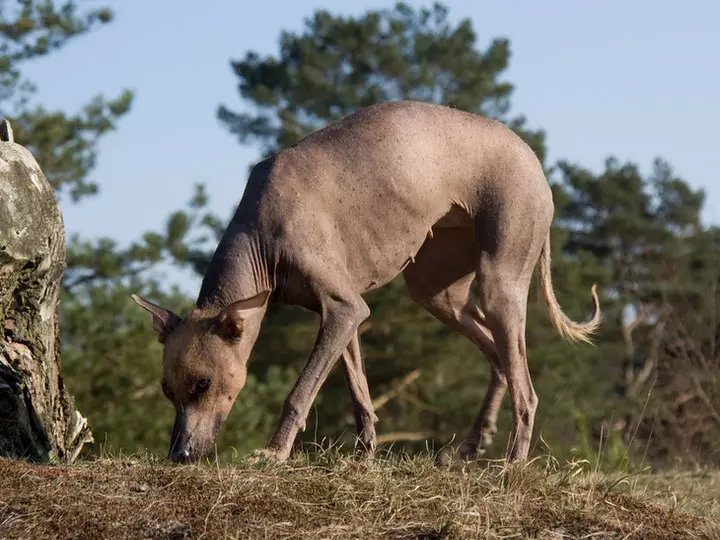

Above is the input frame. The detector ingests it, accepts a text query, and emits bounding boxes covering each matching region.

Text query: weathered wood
[0,118,92,463]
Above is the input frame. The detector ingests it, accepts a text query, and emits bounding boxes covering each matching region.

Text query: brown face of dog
[131,291,270,462]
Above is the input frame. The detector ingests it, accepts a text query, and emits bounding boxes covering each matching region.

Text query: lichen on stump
[0,119,92,463]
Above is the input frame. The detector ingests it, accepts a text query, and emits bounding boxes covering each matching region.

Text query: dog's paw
[247,448,284,465]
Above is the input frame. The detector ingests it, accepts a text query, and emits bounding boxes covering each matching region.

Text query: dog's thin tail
[537,233,601,344]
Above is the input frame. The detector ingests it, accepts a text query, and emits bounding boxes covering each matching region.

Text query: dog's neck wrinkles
[195,226,275,312]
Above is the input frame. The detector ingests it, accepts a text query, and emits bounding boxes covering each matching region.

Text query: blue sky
[21,0,720,294]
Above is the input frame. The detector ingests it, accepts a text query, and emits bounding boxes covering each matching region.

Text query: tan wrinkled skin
[132,101,600,464]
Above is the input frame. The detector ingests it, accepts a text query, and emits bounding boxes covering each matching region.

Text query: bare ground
[0,452,718,539]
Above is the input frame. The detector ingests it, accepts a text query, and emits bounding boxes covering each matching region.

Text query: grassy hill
[1,452,718,539]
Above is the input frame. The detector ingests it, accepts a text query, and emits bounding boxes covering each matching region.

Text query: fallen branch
[376,431,435,445]
[342,368,422,427]
[372,368,421,411]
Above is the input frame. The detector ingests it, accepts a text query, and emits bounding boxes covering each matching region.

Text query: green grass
[0,449,718,539]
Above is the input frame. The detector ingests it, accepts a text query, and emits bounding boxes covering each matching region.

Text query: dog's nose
[169,447,190,463]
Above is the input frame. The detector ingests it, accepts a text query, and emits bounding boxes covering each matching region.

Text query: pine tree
[555,157,719,466]
[0,0,132,200]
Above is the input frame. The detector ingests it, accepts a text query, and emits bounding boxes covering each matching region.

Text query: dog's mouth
[167,411,227,463]
[169,432,220,463]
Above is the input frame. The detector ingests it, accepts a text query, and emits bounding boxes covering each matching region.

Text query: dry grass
[0,450,718,540]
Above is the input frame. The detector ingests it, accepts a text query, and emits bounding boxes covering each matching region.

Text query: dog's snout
[169,447,191,463]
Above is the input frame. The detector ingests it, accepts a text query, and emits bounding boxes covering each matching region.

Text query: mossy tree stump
[0,119,92,463]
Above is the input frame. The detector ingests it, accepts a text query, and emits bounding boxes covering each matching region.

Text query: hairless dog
[132,100,600,463]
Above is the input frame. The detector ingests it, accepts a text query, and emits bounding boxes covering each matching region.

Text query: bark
[0,119,92,463]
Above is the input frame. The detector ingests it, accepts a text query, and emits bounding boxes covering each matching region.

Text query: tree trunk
[0,119,92,463]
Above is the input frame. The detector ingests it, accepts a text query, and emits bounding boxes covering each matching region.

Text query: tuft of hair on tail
[537,234,601,345]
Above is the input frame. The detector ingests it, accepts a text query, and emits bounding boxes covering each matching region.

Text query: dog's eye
[196,379,211,394]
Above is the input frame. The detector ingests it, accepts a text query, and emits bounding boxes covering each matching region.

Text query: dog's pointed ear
[131,295,182,344]
[217,290,271,340]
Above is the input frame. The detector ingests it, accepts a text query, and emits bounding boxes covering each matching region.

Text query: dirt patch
[0,456,715,539]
